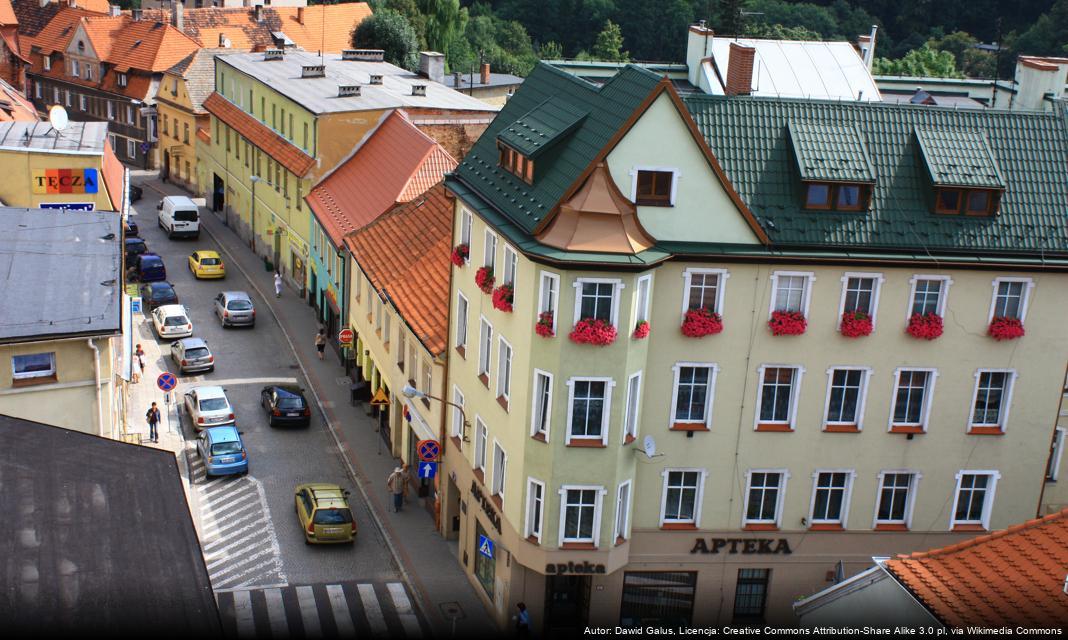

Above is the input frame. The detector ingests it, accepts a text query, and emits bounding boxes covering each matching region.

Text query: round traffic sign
[156,372,178,392]
[417,439,441,462]
[338,328,354,343]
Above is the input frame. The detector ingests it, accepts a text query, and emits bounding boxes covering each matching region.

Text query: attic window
[934,188,999,216]
[498,142,533,184]
[804,183,867,212]
[118,73,127,88]
[635,170,674,207]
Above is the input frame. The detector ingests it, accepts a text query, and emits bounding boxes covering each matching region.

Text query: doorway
[544,575,591,635]
[162,151,170,181]
[212,174,224,212]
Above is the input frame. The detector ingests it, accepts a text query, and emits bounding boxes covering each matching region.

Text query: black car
[124,219,139,237]
[140,281,179,311]
[124,237,147,264]
[129,184,143,203]
[261,385,311,427]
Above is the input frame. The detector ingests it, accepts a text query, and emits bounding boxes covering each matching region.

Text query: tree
[419,0,467,54]
[1014,0,1068,57]
[927,31,997,78]
[872,45,962,78]
[744,22,821,41]
[591,20,629,61]
[352,9,421,71]
[539,41,565,60]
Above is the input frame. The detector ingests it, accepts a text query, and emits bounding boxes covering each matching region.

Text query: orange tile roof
[80,15,200,72]
[203,92,315,177]
[101,137,123,211]
[884,508,1068,627]
[139,4,371,53]
[306,110,457,246]
[0,0,17,26]
[0,76,37,120]
[77,0,110,14]
[344,183,452,356]
[22,5,99,56]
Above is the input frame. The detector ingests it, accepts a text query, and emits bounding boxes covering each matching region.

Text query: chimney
[368,74,382,85]
[686,21,715,88]
[725,42,755,96]
[263,48,284,61]
[453,71,462,89]
[411,83,426,97]
[109,5,120,17]
[301,64,326,78]
[297,7,305,25]
[338,84,360,97]
[132,8,142,21]
[858,25,878,70]
[480,62,490,86]
[342,49,385,62]
[254,5,263,23]
[171,2,184,32]
[419,52,445,84]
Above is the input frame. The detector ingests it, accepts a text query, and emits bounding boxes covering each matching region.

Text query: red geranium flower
[906,312,943,340]
[988,316,1025,341]
[632,320,650,339]
[768,310,807,336]
[474,266,495,294]
[681,308,724,338]
[569,318,617,346]
[535,311,555,338]
[839,311,873,338]
[492,284,514,312]
[450,244,469,267]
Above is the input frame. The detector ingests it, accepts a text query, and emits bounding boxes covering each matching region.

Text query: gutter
[86,338,105,438]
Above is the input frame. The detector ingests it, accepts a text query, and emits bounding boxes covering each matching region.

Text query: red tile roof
[80,15,199,72]
[203,92,315,177]
[21,5,98,56]
[306,110,456,246]
[884,508,1068,627]
[0,75,37,120]
[344,183,452,356]
[101,137,123,211]
[0,0,17,26]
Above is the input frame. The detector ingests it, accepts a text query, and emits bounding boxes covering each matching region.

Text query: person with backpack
[146,402,161,443]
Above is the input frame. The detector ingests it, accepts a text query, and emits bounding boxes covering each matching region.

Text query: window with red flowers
[837,272,882,332]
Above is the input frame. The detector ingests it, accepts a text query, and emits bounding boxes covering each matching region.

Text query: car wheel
[208,366,215,373]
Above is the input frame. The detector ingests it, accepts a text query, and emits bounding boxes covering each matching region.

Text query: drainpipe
[86,338,105,437]
[1036,360,1068,517]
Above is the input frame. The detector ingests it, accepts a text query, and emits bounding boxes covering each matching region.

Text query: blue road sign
[417,439,441,462]
[478,535,494,560]
[156,372,177,392]
[417,461,437,479]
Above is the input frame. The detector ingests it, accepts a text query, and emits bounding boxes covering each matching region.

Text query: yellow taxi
[188,250,226,279]
[294,483,356,544]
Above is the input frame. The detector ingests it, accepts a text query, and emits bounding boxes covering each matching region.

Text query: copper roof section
[884,508,1068,627]
[203,92,315,177]
[536,162,656,254]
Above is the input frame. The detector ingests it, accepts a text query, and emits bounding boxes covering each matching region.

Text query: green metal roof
[452,62,663,234]
[914,126,1005,188]
[496,97,588,159]
[788,121,876,183]
[685,96,1068,254]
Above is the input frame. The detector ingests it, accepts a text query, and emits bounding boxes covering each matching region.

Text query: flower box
[535,311,555,338]
[492,284,514,313]
[681,308,723,338]
[474,266,495,294]
[450,244,469,267]
[768,310,807,336]
[906,312,943,340]
[569,317,617,346]
[988,316,1025,341]
[632,320,650,339]
[839,311,873,338]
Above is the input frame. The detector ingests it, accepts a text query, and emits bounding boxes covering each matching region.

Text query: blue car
[196,426,249,479]
[136,253,167,282]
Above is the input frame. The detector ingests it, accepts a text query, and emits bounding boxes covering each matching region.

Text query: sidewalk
[138,176,497,638]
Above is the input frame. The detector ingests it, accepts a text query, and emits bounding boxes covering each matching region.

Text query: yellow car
[294,483,356,544]
[188,250,226,279]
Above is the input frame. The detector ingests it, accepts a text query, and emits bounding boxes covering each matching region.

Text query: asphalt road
[130,186,402,589]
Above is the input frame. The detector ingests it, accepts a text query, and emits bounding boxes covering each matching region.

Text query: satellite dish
[642,435,657,459]
[48,105,69,132]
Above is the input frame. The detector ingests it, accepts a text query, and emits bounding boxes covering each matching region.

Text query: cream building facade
[439,62,1068,631]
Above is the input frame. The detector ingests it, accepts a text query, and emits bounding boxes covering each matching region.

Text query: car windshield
[313,508,353,524]
[152,288,175,300]
[142,257,162,267]
[228,300,253,311]
[277,397,304,409]
[174,210,198,222]
[210,441,242,455]
[199,398,228,411]
[185,347,209,358]
[164,315,189,326]
[199,257,221,266]
[128,242,146,252]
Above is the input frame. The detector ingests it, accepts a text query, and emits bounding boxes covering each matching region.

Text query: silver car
[183,385,235,431]
[170,337,214,374]
[214,291,255,327]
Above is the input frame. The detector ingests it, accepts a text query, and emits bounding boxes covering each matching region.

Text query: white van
[157,195,200,239]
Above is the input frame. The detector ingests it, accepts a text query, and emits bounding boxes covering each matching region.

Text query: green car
[294,483,356,544]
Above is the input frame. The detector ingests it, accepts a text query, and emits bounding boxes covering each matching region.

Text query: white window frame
[530,369,553,441]
[78,94,86,111]
[768,271,815,318]
[681,268,729,321]
[118,72,127,87]
[126,139,136,158]
[42,55,51,71]
[483,228,497,269]
[503,245,518,286]
[836,272,884,329]
[949,470,1001,530]
[538,271,560,333]
[495,335,513,404]
[565,376,614,446]
[669,362,720,429]
[64,90,71,107]
[524,477,545,543]
[968,369,1018,433]
[629,165,682,205]
[987,277,1034,323]
[125,105,133,124]
[11,352,56,380]
[821,366,873,431]
[572,277,624,327]
[872,470,922,529]
[84,64,92,81]
[460,207,472,247]
[34,82,41,99]
[906,275,953,320]
[614,480,633,542]
[888,368,939,432]
[1048,427,1066,482]
[474,417,488,472]
[477,316,492,380]
[742,469,790,528]
[634,273,653,327]
[754,364,806,430]
[451,385,465,444]
[622,370,642,444]
[107,100,114,120]
[808,469,856,528]
[52,86,59,103]
[557,485,606,546]
[491,439,508,500]
[70,58,79,77]
[659,468,708,527]
[455,291,469,353]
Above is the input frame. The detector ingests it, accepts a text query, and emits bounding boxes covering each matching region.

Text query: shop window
[474,521,494,598]
[619,572,696,627]
[634,170,675,206]
[732,569,771,622]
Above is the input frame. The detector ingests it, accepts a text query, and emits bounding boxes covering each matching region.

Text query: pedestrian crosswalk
[188,448,287,591]
[216,582,424,638]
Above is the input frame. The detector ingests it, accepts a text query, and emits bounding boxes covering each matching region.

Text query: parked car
[139,282,178,312]
[170,337,214,374]
[196,425,248,479]
[151,304,193,340]
[135,253,167,282]
[188,250,226,279]
[214,291,255,328]
[128,184,143,203]
[124,219,139,237]
[183,385,235,430]
[261,385,311,427]
[124,237,147,265]
[294,483,356,544]
[157,195,200,239]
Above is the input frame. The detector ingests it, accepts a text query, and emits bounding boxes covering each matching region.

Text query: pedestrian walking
[514,602,531,639]
[400,463,411,504]
[134,343,145,381]
[387,467,405,512]
[146,402,161,443]
[315,329,327,360]
[274,271,283,298]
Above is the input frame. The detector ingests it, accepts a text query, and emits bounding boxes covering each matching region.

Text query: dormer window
[803,182,867,211]
[496,97,587,188]
[118,73,127,88]
[635,170,675,207]
[787,122,876,213]
[916,127,1005,218]
[498,142,533,184]
[934,188,998,216]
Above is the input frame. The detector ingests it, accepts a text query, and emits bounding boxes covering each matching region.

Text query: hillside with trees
[338,0,1066,78]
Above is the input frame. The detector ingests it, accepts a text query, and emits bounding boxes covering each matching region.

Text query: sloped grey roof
[0,121,108,154]
[168,47,233,114]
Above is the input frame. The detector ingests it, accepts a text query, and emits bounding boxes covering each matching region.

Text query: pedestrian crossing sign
[478,535,494,559]
[369,388,389,407]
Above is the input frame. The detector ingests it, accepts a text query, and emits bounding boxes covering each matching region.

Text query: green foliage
[352,9,421,71]
[419,0,467,53]
[927,31,997,78]
[591,20,629,61]
[872,46,963,78]
[743,22,821,41]
[1014,0,1068,57]
[539,41,565,60]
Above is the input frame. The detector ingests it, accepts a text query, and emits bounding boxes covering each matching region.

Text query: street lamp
[249,175,261,254]
[402,384,470,442]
